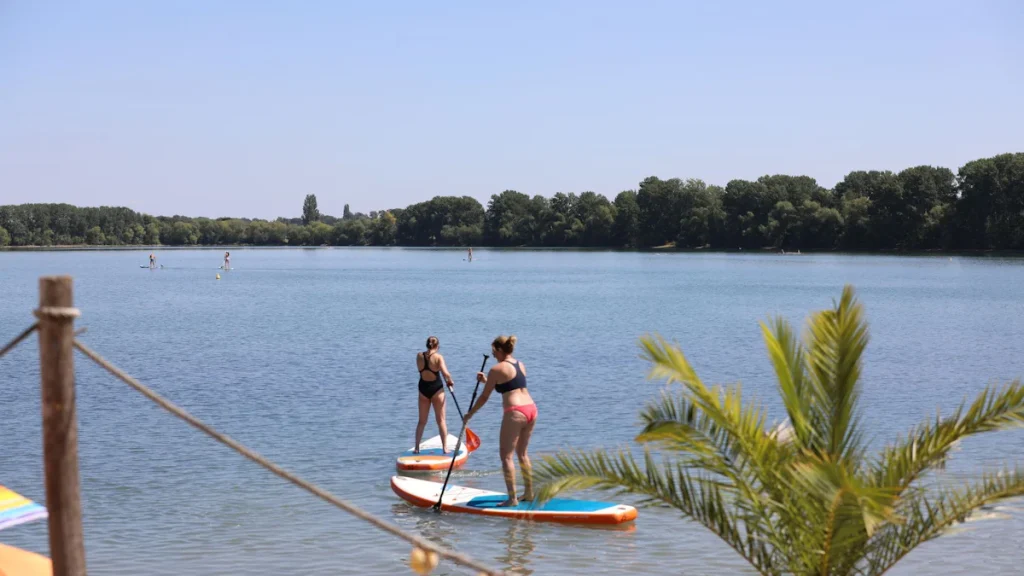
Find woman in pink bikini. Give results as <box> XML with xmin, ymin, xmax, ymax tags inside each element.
<box><xmin>463</xmin><ymin>335</ymin><xmax>537</xmax><ymax>507</ymax></box>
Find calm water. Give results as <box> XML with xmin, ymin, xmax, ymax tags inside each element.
<box><xmin>2</xmin><ymin>248</ymin><xmax>1024</xmax><ymax>575</ymax></box>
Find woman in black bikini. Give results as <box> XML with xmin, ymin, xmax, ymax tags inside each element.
<box><xmin>463</xmin><ymin>335</ymin><xmax>537</xmax><ymax>507</ymax></box>
<box><xmin>415</xmin><ymin>336</ymin><xmax>455</xmax><ymax>454</ymax></box>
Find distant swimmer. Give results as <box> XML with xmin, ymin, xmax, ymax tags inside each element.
<box><xmin>224</xmin><ymin>251</ymin><xmax>231</xmax><ymax>269</ymax></box>
<box><xmin>415</xmin><ymin>336</ymin><xmax>455</xmax><ymax>454</ymax></box>
<box><xmin>468</xmin><ymin>247</ymin><xmax>473</xmax><ymax>262</ymax></box>
<box><xmin>149</xmin><ymin>253</ymin><xmax>156</xmax><ymax>269</ymax></box>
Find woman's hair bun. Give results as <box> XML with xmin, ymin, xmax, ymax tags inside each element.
<box><xmin>492</xmin><ymin>335</ymin><xmax>516</xmax><ymax>354</ymax></box>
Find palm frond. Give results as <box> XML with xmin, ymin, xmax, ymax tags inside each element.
<box><xmin>864</xmin><ymin>468</ymin><xmax>1024</xmax><ymax>575</ymax></box>
<box><xmin>636</xmin><ymin>391</ymin><xmax>739</xmax><ymax>476</ymax></box>
<box><xmin>803</xmin><ymin>285</ymin><xmax>869</xmax><ymax>463</ymax></box>
<box><xmin>872</xmin><ymin>380</ymin><xmax>1024</xmax><ymax>492</ymax></box>
<box><xmin>533</xmin><ymin>448</ymin><xmax>780</xmax><ymax>575</ymax></box>
<box><xmin>760</xmin><ymin>316</ymin><xmax>821</xmax><ymax>450</ymax></box>
<box><xmin>639</xmin><ymin>335</ymin><xmax>790</xmax><ymax>487</ymax></box>
<box><xmin>531</xmin><ymin>286</ymin><xmax>1024</xmax><ymax>576</ymax></box>
<box><xmin>634</xmin><ymin>334</ymin><xmax>794</xmax><ymax>508</ymax></box>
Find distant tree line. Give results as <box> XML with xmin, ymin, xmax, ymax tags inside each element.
<box><xmin>1</xmin><ymin>153</ymin><xmax>1022</xmax><ymax>250</ymax></box>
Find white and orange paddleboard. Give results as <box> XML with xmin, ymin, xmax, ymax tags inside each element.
<box><xmin>395</xmin><ymin>429</ymin><xmax>481</xmax><ymax>472</ymax></box>
<box><xmin>391</xmin><ymin>476</ymin><xmax>638</xmax><ymax>525</ymax></box>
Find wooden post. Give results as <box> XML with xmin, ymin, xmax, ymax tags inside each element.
<box><xmin>37</xmin><ymin>276</ymin><xmax>87</xmax><ymax>576</ymax></box>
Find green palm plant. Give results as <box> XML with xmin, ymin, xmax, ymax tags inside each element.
<box><xmin>534</xmin><ymin>285</ymin><xmax>1024</xmax><ymax>575</ymax></box>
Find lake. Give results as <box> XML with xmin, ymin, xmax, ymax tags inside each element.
<box><xmin>2</xmin><ymin>248</ymin><xmax>1024</xmax><ymax>575</ymax></box>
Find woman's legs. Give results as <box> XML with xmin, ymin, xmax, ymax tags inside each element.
<box><xmin>516</xmin><ymin>414</ymin><xmax>537</xmax><ymax>501</ymax></box>
<box><xmin>414</xmin><ymin>393</ymin><xmax>430</xmax><ymax>454</ymax></box>
<box><xmin>498</xmin><ymin>409</ymin><xmax>529</xmax><ymax>506</ymax></box>
<box><xmin>431</xmin><ymin>391</ymin><xmax>449</xmax><ymax>452</ymax></box>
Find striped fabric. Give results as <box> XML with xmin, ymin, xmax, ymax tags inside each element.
<box><xmin>0</xmin><ymin>485</ymin><xmax>47</xmax><ymax>531</ymax></box>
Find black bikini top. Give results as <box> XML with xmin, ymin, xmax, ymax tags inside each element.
<box><xmin>495</xmin><ymin>360</ymin><xmax>527</xmax><ymax>394</ymax></box>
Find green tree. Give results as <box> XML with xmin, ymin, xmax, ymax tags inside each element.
<box><xmin>954</xmin><ymin>153</ymin><xmax>1024</xmax><ymax>249</ymax></box>
<box><xmin>637</xmin><ymin>177</ymin><xmax>685</xmax><ymax>247</ymax></box>
<box><xmin>897</xmin><ymin>166</ymin><xmax>956</xmax><ymax>249</ymax></box>
<box><xmin>333</xmin><ymin>218</ymin><xmax>367</xmax><ymax>245</ymax></box>
<box><xmin>612</xmin><ymin>191</ymin><xmax>640</xmax><ymax>247</ymax></box>
<box><xmin>131</xmin><ymin>224</ymin><xmax>146</xmax><ymax>245</ymax></box>
<box><xmin>167</xmin><ymin>222</ymin><xmax>199</xmax><ymax>245</ymax></box>
<box><xmin>309</xmin><ymin>221</ymin><xmax>334</xmax><ymax>245</ymax></box>
<box><xmin>268</xmin><ymin>221</ymin><xmax>289</xmax><ymax>244</ymax></box>
<box><xmin>576</xmin><ymin>191</ymin><xmax>616</xmax><ymax>246</ymax></box>
<box><xmin>534</xmin><ymin>286</ymin><xmax>1024</xmax><ymax>575</ymax></box>
<box><xmin>85</xmin><ymin>226</ymin><xmax>106</xmax><ymax>245</ymax></box>
<box><xmin>799</xmin><ymin>201</ymin><xmax>843</xmax><ymax>250</ymax></box>
<box><xmin>835</xmin><ymin>171</ymin><xmax>906</xmax><ymax>249</ymax></box>
<box><xmin>246</xmin><ymin>220</ymin><xmax>270</xmax><ymax>244</ymax></box>
<box><xmin>144</xmin><ymin>223</ymin><xmax>160</xmax><ymax>245</ymax></box>
<box><xmin>484</xmin><ymin>190</ymin><xmax>533</xmax><ymax>246</ymax></box>
<box><xmin>839</xmin><ymin>195</ymin><xmax>872</xmax><ymax>250</ymax></box>
<box><xmin>290</xmin><ymin>225</ymin><xmax>312</xmax><ymax>245</ymax></box>
<box><xmin>396</xmin><ymin>196</ymin><xmax>485</xmax><ymax>246</ymax></box>
<box><xmin>343</xmin><ymin>204</ymin><xmax>353</xmax><ymax>220</ymax></box>
<box><xmin>302</xmin><ymin>194</ymin><xmax>320</xmax><ymax>225</ymax></box>
<box><xmin>676</xmin><ymin>179</ymin><xmax>723</xmax><ymax>248</ymax></box>
<box><xmin>721</xmin><ymin>178</ymin><xmax>771</xmax><ymax>248</ymax></box>
<box><xmin>0</xmin><ymin>225</ymin><xmax>10</xmax><ymax>247</ymax></box>
<box><xmin>368</xmin><ymin>211</ymin><xmax>397</xmax><ymax>245</ymax></box>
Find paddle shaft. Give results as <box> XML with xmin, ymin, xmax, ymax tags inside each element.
<box><xmin>433</xmin><ymin>354</ymin><xmax>488</xmax><ymax>511</ymax></box>
<box><xmin>446</xmin><ymin>380</ymin><xmax>465</xmax><ymax>421</ymax></box>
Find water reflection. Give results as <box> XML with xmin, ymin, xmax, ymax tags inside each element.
<box><xmin>392</xmin><ymin>504</ymin><xmax>457</xmax><ymax>549</ymax></box>
<box><xmin>496</xmin><ymin>520</ymin><xmax>536</xmax><ymax>575</ymax></box>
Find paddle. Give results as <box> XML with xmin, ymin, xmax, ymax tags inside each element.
<box><xmin>443</xmin><ymin>379</ymin><xmax>481</xmax><ymax>453</ymax></box>
<box><xmin>433</xmin><ymin>354</ymin><xmax>488</xmax><ymax>511</ymax></box>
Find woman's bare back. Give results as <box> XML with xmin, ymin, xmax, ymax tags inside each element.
<box><xmin>417</xmin><ymin>351</ymin><xmax>442</xmax><ymax>382</ymax></box>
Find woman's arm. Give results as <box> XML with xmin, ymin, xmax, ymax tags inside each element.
<box><xmin>438</xmin><ymin>355</ymin><xmax>454</xmax><ymax>388</ymax></box>
<box><xmin>465</xmin><ymin>366</ymin><xmax>503</xmax><ymax>421</ymax></box>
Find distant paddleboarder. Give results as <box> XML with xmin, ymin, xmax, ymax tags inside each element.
<box><xmin>149</xmin><ymin>253</ymin><xmax>156</xmax><ymax>269</ymax></box>
<box><xmin>468</xmin><ymin>247</ymin><xmax>473</xmax><ymax>262</ymax></box>
<box><xmin>415</xmin><ymin>336</ymin><xmax>455</xmax><ymax>454</ymax></box>
<box><xmin>224</xmin><ymin>251</ymin><xmax>231</xmax><ymax>269</ymax></box>
<box><xmin>463</xmin><ymin>335</ymin><xmax>537</xmax><ymax>507</ymax></box>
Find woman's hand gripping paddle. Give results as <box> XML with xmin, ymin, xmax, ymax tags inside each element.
<box><xmin>433</xmin><ymin>354</ymin><xmax>488</xmax><ymax>511</ymax></box>
<box><xmin>443</xmin><ymin>372</ymin><xmax>481</xmax><ymax>453</ymax></box>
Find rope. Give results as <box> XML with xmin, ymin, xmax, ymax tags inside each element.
<box><xmin>33</xmin><ymin>306</ymin><xmax>82</xmax><ymax>320</ymax></box>
<box><xmin>0</xmin><ymin>322</ymin><xmax>85</xmax><ymax>360</ymax></box>
<box><xmin>0</xmin><ymin>324</ymin><xmax>38</xmax><ymax>359</ymax></box>
<box><xmin>72</xmin><ymin>339</ymin><xmax>503</xmax><ymax>576</ymax></box>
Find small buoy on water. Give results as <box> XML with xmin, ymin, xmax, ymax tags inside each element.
<box><xmin>216</xmin><ymin>274</ymin><xmax>221</xmax><ymax>280</ymax></box>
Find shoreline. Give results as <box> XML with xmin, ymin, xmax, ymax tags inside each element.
<box><xmin>2</xmin><ymin>244</ymin><xmax>1023</xmax><ymax>257</ymax></box>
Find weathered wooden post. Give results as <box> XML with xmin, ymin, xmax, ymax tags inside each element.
<box><xmin>37</xmin><ymin>276</ymin><xmax>87</xmax><ymax>576</ymax></box>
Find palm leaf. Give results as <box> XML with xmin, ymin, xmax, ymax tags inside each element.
<box><xmin>532</xmin><ymin>286</ymin><xmax>1024</xmax><ymax>576</ymax></box>
<box><xmin>803</xmin><ymin>285</ymin><xmax>869</xmax><ymax>463</ymax></box>
<box><xmin>864</xmin><ymin>468</ymin><xmax>1024</xmax><ymax>575</ymax></box>
<box><xmin>872</xmin><ymin>380</ymin><xmax>1024</xmax><ymax>492</ymax></box>
<box><xmin>761</xmin><ymin>317</ymin><xmax>820</xmax><ymax>450</ymax></box>
<box><xmin>533</xmin><ymin>448</ymin><xmax>780</xmax><ymax>575</ymax></box>
<box><xmin>638</xmin><ymin>335</ymin><xmax>790</xmax><ymax>489</ymax></box>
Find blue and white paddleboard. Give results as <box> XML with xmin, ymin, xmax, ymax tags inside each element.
<box><xmin>390</xmin><ymin>475</ymin><xmax>637</xmax><ymax>524</ymax></box>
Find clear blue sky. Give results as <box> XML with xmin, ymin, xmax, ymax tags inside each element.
<box><xmin>2</xmin><ymin>1</ymin><xmax>1021</xmax><ymax>219</ymax></box>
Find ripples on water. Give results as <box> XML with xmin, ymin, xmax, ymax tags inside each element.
<box><xmin>2</xmin><ymin>249</ymin><xmax>1023</xmax><ymax>574</ymax></box>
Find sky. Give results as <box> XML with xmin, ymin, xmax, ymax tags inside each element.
<box><xmin>1</xmin><ymin>1</ymin><xmax>1022</xmax><ymax>220</ymax></box>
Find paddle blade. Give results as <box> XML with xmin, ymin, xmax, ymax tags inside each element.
<box><xmin>465</xmin><ymin>428</ymin><xmax>481</xmax><ymax>452</ymax></box>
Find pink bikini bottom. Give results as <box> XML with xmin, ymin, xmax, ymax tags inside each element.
<box><xmin>504</xmin><ymin>403</ymin><xmax>538</xmax><ymax>423</ymax></box>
